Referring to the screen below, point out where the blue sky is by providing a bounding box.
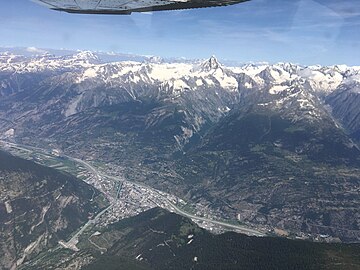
[1,0,359,65]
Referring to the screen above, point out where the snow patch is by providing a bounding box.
[343,74,360,86]
[80,68,98,81]
[26,47,47,54]
[4,128,15,137]
[5,201,12,214]
[64,93,83,117]
[173,79,189,90]
[269,85,288,94]
[244,82,252,88]
[150,63,192,81]
[195,79,203,86]
[214,73,238,90]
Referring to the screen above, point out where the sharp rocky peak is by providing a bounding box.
[200,55,221,72]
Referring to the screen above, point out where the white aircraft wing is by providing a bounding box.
[32,0,250,14]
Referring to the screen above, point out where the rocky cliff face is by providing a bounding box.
[326,82,360,140]
[0,150,104,270]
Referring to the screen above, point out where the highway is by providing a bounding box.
[64,204,112,249]
[101,174,265,236]
[0,140,266,238]
[163,199,265,236]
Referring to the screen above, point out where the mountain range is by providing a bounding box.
[0,50,359,242]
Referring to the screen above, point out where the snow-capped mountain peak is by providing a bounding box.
[72,51,100,64]
[200,55,221,72]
